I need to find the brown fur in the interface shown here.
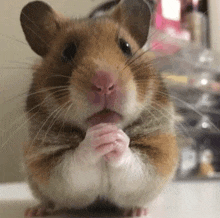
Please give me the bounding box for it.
[152,74,170,106]
[27,17,154,112]
[22,0,177,181]
[131,134,179,177]
[23,136,80,185]
[20,1,178,213]
[24,146,62,184]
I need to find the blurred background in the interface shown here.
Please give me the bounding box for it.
[0,0,220,185]
[148,0,220,181]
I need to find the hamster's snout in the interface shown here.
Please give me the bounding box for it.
[91,71,117,96]
[87,70,122,112]
[86,71,123,126]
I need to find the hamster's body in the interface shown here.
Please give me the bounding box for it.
[21,0,179,217]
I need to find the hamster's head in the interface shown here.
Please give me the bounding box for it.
[21,0,162,131]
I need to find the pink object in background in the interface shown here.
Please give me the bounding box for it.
[155,0,181,32]
[152,0,190,54]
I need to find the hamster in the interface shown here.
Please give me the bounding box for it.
[20,0,179,217]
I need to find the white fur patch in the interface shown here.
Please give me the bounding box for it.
[107,148,165,208]
[36,146,169,210]
[38,150,103,209]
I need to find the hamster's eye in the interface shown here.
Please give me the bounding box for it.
[119,38,132,56]
[61,43,77,62]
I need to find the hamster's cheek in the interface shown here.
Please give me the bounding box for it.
[117,80,143,128]
[59,86,103,129]
[61,76,142,129]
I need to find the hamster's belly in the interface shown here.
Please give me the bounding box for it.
[34,158,110,209]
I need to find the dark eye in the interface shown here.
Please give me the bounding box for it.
[119,38,132,56]
[62,43,77,62]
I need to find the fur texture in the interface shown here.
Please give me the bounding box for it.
[21,0,179,216]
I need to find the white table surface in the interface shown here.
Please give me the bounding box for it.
[0,180,220,218]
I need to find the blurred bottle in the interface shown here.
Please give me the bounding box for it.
[184,0,209,48]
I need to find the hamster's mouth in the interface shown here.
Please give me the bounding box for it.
[87,109,122,127]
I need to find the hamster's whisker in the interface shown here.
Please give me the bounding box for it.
[21,12,48,46]
[144,106,162,126]
[50,93,70,102]
[39,100,72,148]
[31,87,69,96]
[47,75,72,80]
[121,53,170,78]
[119,49,157,75]
[139,106,163,134]
[27,101,71,154]
[0,67,33,70]
[156,91,220,133]
[25,144,72,162]
[0,33,29,47]
[21,11,41,30]
[57,103,74,137]
[128,50,150,66]
[149,100,191,138]
[124,46,144,67]
[27,87,69,111]
[125,33,176,71]
[147,28,160,43]
[1,111,37,150]
[40,101,72,145]
[21,24,48,46]
[147,33,173,52]
[122,53,144,72]
[1,86,69,106]
[1,89,70,148]
[8,60,33,66]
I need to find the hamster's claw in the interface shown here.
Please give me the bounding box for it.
[24,205,48,217]
[124,208,148,217]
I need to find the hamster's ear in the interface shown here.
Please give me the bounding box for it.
[111,0,153,47]
[20,1,65,56]
[89,0,120,18]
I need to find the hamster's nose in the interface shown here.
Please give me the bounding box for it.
[91,71,116,95]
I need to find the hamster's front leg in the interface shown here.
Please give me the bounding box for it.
[24,123,120,217]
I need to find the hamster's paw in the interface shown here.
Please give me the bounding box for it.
[104,129,130,165]
[76,123,119,164]
[123,208,148,217]
[24,205,51,217]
